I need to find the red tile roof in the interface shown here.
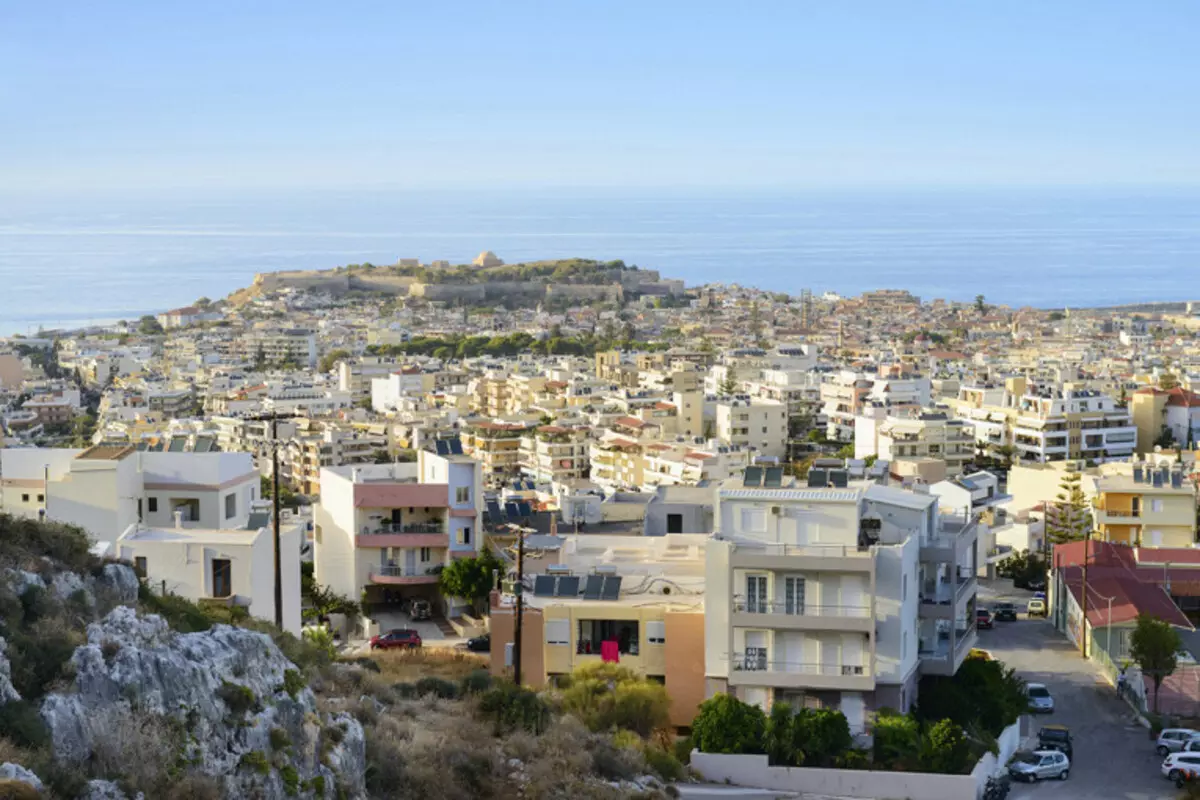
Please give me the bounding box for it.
[354,483,449,508]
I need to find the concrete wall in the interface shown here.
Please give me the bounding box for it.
[665,611,707,727]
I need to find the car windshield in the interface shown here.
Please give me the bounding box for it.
[996,603,1013,610]
[1015,751,1039,765]
[1040,729,1067,741]
[1029,687,1050,698]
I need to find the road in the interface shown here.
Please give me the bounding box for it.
[978,580,1174,800]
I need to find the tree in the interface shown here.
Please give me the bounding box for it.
[919,718,971,774]
[791,707,852,767]
[917,656,1028,737]
[1159,373,1181,391]
[719,368,739,397]
[691,693,766,755]
[438,549,503,612]
[873,709,921,771]
[137,315,163,335]
[763,702,795,766]
[319,348,351,373]
[995,444,1017,469]
[997,549,1048,590]
[974,294,986,314]
[1130,613,1182,713]
[194,296,212,308]
[1045,470,1091,548]
[559,662,671,738]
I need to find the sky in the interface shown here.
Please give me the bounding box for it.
[3,2,1199,193]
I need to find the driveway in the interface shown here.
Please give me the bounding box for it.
[345,609,468,652]
[977,580,1173,800]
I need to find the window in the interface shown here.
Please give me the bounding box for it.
[456,486,471,504]
[746,575,768,613]
[1151,498,1164,513]
[37,494,44,503]
[577,620,639,655]
[784,576,805,615]
[211,559,232,598]
[744,646,768,671]
[740,507,767,533]
[224,493,237,520]
[545,619,570,646]
[666,513,684,534]
[20,494,28,502]
[458,526,472,546]
[134,557,147,577]
[148,497,158,513]
[419,547,431,562]
[647,620,666,644]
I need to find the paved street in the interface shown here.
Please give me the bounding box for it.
[977,580,1174,800]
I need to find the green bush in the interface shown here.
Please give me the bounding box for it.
[339,657,381,673]
[392,682,416,699]
[307,775,326,795]
[279,764,300,796]
[270,727,291,750]
[217,681,259,717]
[792,707,852,768]
[919,718,972,774]
[138,585,215,633]
[301,627,337,660]
[414,676,459,699]
[559,662,671,737]
[917,657,1027,737]
[0,513,97,574]
[873,709,921,771]
[691,694,765,755]
[673,735,693,765]
[0,700,49,749]
[764,702,795,765]
[238,750,270,775]
[281,669,306,699]
[641,742,687,782]
[460,668,493,695]
[478,681,550,734]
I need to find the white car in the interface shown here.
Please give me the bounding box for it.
[1008,749,1070,782]
[1162,752,1200,782]
[1027,683,1055,714]
[1157,728,1200,756]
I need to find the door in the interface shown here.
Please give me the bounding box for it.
[666,513,683,534]
[842,634,864,675]
[747,575,768,613]
[1151,529,1163,546]
[820,636,839,676]
[782,632,805,673]
[405,549,417,576]
[840,692,865,733]
[211,558,232,598]
[785,576,806,615]
[391,508,402,530]
[744,630,768,671]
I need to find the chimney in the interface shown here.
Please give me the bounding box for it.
[173,510,183,529]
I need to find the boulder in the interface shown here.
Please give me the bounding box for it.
[0,636,19,703]
[0,763,42,791]
[87,563,139,608]
[81,780,143,800]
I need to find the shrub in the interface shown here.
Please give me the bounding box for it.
[835,748,871,770]
[281,668,306,699]
[0,780,41,800]
[920,718,972,774]
[137,584,215,633]
[691,694,765,754]
[641,742,687,782]
[238,750,270,774]
[559,662,671,737]
[764,702,795,765]
[302,627,337,659]
[873,709,921,771]
[0,701,48,749]
[324,724,345,745]
[86,706,189,796]
[6,615,82,699]
[917,656,1027,737]
[339,656,381,673]
[279,764,300,796]
[415,676,459,700]
[589,735,644,781]
[270,727,291,750]
[792,707,852,767]
[307,775,327,796]
[392,682,417,699]
[217,681,259,717]
[460,668,493,695]
[673,735,693,765]
[101,639,122,664]
[479,681,551,734]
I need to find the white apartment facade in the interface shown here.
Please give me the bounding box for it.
[855,411,975,481]
[821,370,932,442]
[713,396,788,461]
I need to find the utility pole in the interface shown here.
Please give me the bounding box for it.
[1080,539,1089,659]
[513,526,525,686]
[271,415,283,628]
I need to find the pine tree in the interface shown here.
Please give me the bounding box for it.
[719,367,740,396]
[1045,470,1091,549]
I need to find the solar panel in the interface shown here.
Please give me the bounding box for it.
[435,440,450,456]
[524,481,536,491]
[743,466,763,487]
[533,575,556,597]
[505,502,521,520]
[555,576,581,597]
[512,480,524,490]
[829,470,849,488]
[583,575,604,600]
[516,501,532,517]
[599,575,622,601]
[808,469,828,487]
[486,500,504,524]
[449,438,464,455]
[763,467,783,488]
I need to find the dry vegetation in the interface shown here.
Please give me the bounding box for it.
[367,648,489,683]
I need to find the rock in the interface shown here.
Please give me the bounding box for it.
[87,563,139,608]
[81,779,142,800]
[40,606,366,799]
[3,569,45,596]
[0,763,43,791]
[51,570,88,602]
[0,636,20,703]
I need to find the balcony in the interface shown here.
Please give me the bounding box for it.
[357,521,449,549]
[369,565,441,585]
[730,543,875,574]
[731,599,873,632]
[729,652,875,691]
[919,625,978,676]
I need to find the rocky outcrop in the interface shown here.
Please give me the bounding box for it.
[4,562,138,612]
[40,606,365,799]
[0,763,42,791]
[0,637,19,703]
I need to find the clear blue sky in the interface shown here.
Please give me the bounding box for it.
[3,2,1199,192]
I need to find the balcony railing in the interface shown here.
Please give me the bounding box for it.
[1100,509,1139,518]
[736,543,873,558]
[370,521,446,534]
[731,652,869,676]
[373,565,439,578]
[732,599,871,618]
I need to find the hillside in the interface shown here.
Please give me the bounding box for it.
[0,514,684,799]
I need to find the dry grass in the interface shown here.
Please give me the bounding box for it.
[369,648,488,683]
[0,738,32,770]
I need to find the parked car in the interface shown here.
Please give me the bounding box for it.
[1008,749,1069,782]
[1157,729,1200,756]
[1033,591,1047,600]
[1181,739,1200,753]
[993,602,1018,622]
[465,633,490,652]
[409,599,432,621]
[370,628,422,650]
[1162,752,1200,782]
[1027,598,1047,617]
[1038,724,1073,760]
[977,608,994,629]
[1027,683,1055,713]
[969,648,995,661]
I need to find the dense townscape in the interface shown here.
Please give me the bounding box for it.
[3,254,1200,799]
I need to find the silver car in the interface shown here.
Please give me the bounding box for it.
[1009,750,1070,782]
[1027,683,1055,714]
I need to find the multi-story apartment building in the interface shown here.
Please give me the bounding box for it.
[279,426,384,495]
[314,444,483,612]
[519,425,590,485]
[641,439,751,490]
[855,411,975,482]
[713,396,787,460]
[1093,461,1197,548]
[952,377,1136,464]
[488,532,708,727]
[1130,387,1200,453]
[590,436,645,491]
[463,420,532,489]
[338,357,411,401]
[239,329,318,369]
[704,463,977,727]
[821,369,932,442]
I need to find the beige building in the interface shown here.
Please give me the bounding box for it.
[1093,461,1197,548]
[714,397,787,460]
[519,425,591,485]
[855,411,975,479]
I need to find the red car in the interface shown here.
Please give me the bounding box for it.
[976,608,994,630]
[370,628,422,650]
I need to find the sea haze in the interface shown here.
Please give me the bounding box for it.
[1,187,1198,333]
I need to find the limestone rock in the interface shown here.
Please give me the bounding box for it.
[87,563,139,607]
[82,779,143,800]
[0,636,19,703]
[51,569,88,602]
[0,763,42,791]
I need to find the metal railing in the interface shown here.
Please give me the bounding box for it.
[730,652,870,676]
[1100,509,1139,519]
[372,565,438,578]
[732,599,871,618]
[735,542,873,558]
[369,521,446,535]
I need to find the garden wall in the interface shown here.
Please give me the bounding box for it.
[691,719,1022,800]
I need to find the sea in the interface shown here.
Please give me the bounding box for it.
[1,186,1199,334]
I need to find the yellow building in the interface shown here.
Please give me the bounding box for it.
[1093,462,1197,548]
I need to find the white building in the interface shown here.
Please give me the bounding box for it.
[821,370,932,442]
[713,396,788,461]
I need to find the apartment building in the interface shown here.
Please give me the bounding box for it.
[489,533,708,726]
[0,445,259,541]
[703,463,978,727]
[713,396,787,460]
[1131,387,1200,453]
[642,440,750,490]
[338,357,412,401]
[952,377,1136,464]
[855,411,975,483]
[821,369,932,442]
[239,329,318,369]
[278,426,384,495]
[113,518,303,634]
[590,436,645,491]
[1093,461,1197,548]
[313,444,484,612]
[463,420,533,489]
[371,368,436,413]
[519,425,591,485]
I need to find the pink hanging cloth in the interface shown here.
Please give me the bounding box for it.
[600,640,620,663]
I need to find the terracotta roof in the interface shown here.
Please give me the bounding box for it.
[614,416,647,428]
[653,402,676,411]
[353,483,450,508]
